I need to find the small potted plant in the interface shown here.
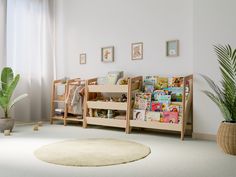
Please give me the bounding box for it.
[0,67,27,132]
[201,44,236,155]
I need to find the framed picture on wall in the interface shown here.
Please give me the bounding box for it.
[131,42,143,60]
[101,46,114,62]
[166,40,179,57]
[80,53,86,64]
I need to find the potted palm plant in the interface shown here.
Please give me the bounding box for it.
[0,67,28,132]
[201,44,236,155]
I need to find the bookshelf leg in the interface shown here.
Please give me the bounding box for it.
[50,118,53,125]
[83,120,87,128]
[126,127,131,134]
[64,119,67,126]
[181,131,184,140]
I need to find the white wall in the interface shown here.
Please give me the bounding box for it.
[55,0,236,135]
[0,0,6,70]
[193,0,236,135]
[55,0,193,79]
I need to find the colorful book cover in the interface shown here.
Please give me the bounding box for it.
[144,84,154,93]
[161,102,169,112]
[156,77,168,89]
[143,76,157,86]
[164,87,183,102]
[168,104,180,112]
[151,101,162,112]
[134,93,152,110]
[168,77,184,87]
[133,109,146,121]
[154,95,171,103]
[163,112,178,123]
[146,111,160,122]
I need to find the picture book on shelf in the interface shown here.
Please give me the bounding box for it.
[146,111,160,122]
[163,112,178,123]
[133,109,146,121]
[164,87,183,102]
[154,95,171,103]
[151,101,162,112]
[144,84,154,93]
[161,102,169,112]
[156,77,168,89]
[134,92,151,110]
[143,76,157,86]
[168,104,180,112]
[168,77,184,87]
[153,90,166,96]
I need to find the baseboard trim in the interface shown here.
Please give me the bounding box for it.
[192,132,216,141]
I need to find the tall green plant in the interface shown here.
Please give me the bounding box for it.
[0,67,27,118]
[201,44,236,122]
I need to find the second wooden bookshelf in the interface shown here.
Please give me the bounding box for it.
[83,76,142,133]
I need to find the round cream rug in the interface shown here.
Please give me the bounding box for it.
[34,138,151,167]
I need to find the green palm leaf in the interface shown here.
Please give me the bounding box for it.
[202,44,236,122]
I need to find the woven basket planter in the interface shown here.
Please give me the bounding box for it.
[217,122,236,155]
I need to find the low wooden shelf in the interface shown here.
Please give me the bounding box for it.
[128,74,193,140]
[88,85,128,93]
[83,76,143,132]
[130,120,182,131]
[86,117,126,128]
[50,78,84,126]
[87,101,127,110]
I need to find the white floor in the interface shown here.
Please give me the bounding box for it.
[0,124,236,177]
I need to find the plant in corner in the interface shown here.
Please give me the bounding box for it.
[0,67,28,132]
[201,44,236,155]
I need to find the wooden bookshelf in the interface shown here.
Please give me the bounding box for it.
[50,78,84,125]
[83,76,142,132]
[128,75,193,140]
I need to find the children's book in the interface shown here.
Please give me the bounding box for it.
[163,112,178,123]
[161,102,169,112]
[146,111,160,122]
[164,87,183,102]
[168,77,184,87]
[151,101,162,112]
[156,77,168,90]
[154,90,167,95]
[144,84,154,93]
[133,109,146,121]
[154,95,171,103]
[143,76,157,86]
[134,93,152,110]
[168,104,180,112]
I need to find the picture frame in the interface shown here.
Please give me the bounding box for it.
[166,40,179,57]
[101,46,114,63]
[131,42,143,60]
[80,53,86,64]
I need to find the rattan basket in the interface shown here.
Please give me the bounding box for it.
[217,122,236,155]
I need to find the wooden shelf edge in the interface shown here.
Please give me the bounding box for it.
[130,120,182,131]
[88,85,128,93]
[86,117,126,128]
[87,101,127,110]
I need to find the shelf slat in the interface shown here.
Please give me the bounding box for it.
[87,101,127,110]
[66,117,83,122]
[52,116,64,120]
[130,120,182,131]
[53,100,65,103]
[88,85,128,93]
[86,117,126,128]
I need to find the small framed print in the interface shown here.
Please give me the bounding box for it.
[132,42,143,60]
[166,40,179,57]
[101,46,114,63]
[80,53,86,64]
